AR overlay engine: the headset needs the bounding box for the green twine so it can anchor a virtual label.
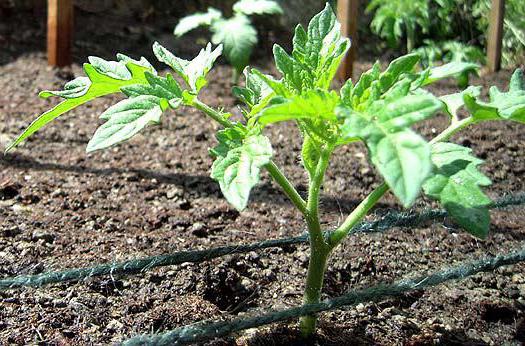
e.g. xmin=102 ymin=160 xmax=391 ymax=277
xmin=123 ymin=246 xmax=525 ymax=345
xmin=1 ymin=192 xmax=524 ymax=290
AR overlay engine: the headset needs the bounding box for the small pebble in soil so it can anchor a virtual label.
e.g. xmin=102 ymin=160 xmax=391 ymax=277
xmin=31 ymin=231 xmax=55 ymax=243
xmin=166 ymin=187 xmax=184 ymax=199
xmin=191 ymin=222 xmax=208 ymax=237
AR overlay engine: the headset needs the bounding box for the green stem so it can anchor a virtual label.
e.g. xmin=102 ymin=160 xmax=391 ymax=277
xmin=299 ymin=243 xmax=330 ymax=337
xmin=192 ymin=99 xmax=233 ymax=129
xmin=299 ymin=148 xmax=332 ymax=338
xmin=406 ymin=23 xmax=416 ymax=53
xmin=430 ymin=117 xmax=476 ymax=144
xmin=265 ymin=161 xmax=308 ymax=216
xmin=232 ymin=69 xmax=241 ymax=85
xmin=306 ymin=148 xmax=332 ymax=237
xmin=329 ymin=182 xmax=389 ymax=247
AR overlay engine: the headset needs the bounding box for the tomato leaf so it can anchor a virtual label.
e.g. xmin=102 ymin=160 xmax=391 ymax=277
xmin=233 ymin=68 xmax=274 ymax=116
xmin=421 ymin=61 xmax=479 ymax=86
xmin=423 ymin=143 xmax=492 ymax=238
xmin=258 ymin=90 xmax=339 ymax=125
xmin=153 ymin=42 xmax=222 ymax=93
xmin=440 ymin=86 xmax=482 ymax=121
xmin=464 ymin=69 xmax=525 ymax=123
xmin=6 ymin=57 xmax=154 ymax=153
xmin=273 ymin=3 xmax=350 ymax=93
xmin=173 ymin=8 xmax=222 ymax=37
xmin=338 ymin=93 xmax=443 ymax=207
xmin=86 ymin=95 xmax=167 ymax=152
xmin=233 ymin=0 xmax=283 ymax=15
xmin=210 ymin=129 xmax=273 ymax=211
xmin=211 ymin=15 xmax=258 ymax=75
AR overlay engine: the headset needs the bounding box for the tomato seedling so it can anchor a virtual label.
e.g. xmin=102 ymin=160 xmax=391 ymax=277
xmin=5 ymin=4 xmax=525 ymax=338
xmin=174 ymin=0 xmax=282 ymax=81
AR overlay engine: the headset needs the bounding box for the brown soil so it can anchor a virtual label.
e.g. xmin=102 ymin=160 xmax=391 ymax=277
xmin=1 ymin=8 xmax=525 ymax=346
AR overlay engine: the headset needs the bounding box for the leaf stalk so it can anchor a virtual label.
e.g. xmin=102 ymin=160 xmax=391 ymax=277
xmin=192 ymin=99 xmax=308 ymax=214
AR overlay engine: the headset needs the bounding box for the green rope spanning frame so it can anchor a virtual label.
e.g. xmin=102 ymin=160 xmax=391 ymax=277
xmin=123 ymin=246 xmax=525 ymax=345
xmin=1 ymin=192 xmax=524 ymax=291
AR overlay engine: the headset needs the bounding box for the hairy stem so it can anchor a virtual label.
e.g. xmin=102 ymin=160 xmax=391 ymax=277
xmin=306 ymin=148 xmax=332 ymax=238
xmin=430 ymin=116 xmax=476 ymax=144
xmin=265 ymin=161 xmax=308 ymax=215
xmin=406 ymin=22 xmax=416 ymax=53
xmin=192 ymin=99 xmax=233 ymax=129
xmin=300 ymin=148 xmax=332 ymax=338
xmin=329 ymin=183 xmax=390 ymax=247
xmin=299 ymin=243 xmax=330 ymax=337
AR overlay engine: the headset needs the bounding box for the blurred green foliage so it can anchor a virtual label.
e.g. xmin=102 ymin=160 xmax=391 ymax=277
xmin=366 ymin=0 xmax=524 ymax=68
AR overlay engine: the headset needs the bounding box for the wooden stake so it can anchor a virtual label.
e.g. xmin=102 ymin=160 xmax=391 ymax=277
xmin=47 ymin=0 xmax=74 ymax=67
xmin=486 ymin=0 xmax=505 ymax=72
xmin=337 ymin=0 xmax=359 ymax=81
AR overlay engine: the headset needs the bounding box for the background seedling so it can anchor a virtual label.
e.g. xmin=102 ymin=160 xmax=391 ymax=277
xmin=174 ymin=0 xmax=283 ymax=82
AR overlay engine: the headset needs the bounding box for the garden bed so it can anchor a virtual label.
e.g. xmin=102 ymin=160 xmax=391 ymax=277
xmin=1 ymin=10 xmax=525 ymax=346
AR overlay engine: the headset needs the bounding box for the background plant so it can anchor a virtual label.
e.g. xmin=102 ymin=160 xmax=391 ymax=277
xmin=473 ymin=0 xmax=525 ymax=67
xmin=366 ymin=0 xmax=430 ymax=53
xmin=5 ymin=3 xmax=525 ymax=339
xmin=414 ymin=40 xmax=485 ymax=87
xmin=173 ymin=0 xmax=283 ymax=81
xmin=367 ymin=0 xmax=524 ymax=69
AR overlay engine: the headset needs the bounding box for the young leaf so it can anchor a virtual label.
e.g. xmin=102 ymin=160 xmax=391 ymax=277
xmin=233 ymin=0 xmax=283 ymax=16
xmin=423 ymin=143 xmax=492 ymax=238
xmin=86 ymin=95 xmax=167 ymax=152
xmin=210 ymin=130 xmax=273 ymax=211
xmin=153 ymin=42 xmax=222 ymax=93
xmin=378 ymin=53 xmax=420 ymax=91
xmin=173 ymin=8 xmax=222 ymax=37
xmin=39 ymin=77 xmax=91 ymax=99
xmin=211 ymin=15 xmax=257 ymax=75
xmin=421 ymin=61 xmax=479 ymax=86
xmin=88 ymin=56 xmax=132 ymax=80
xmin=273 ymin=3 xmax=350 ymax=93
xmin=340 ymin=79 xmax=353 ymax=103
xmin=116 ymin=54 xmax=156 ymax=72
xmin=343 ymin=54 xmax=426 ymax=111
xmin=464 ymin=69 xmax=525 ymax=123
xmin=273 ymin=44 xmax=308 ymax=93
xmin=257 ymin=90 xmax=339 ymax=125
xmin=302 ymin=3 xmax=349 ymax=89
xmin=344 ymin=62 xmax=381 ymax=108
xmin=301 ymin=134 xmax=321 ymax=177
xmin=6 ymin=59 xmax=153 ymax=153
xmin=440 ymin=86 xmax=481 ymax=121
xmin=251 ymin=69 xmax=291 ymax=98
xmin=121 ymin=72 xmax=182 ymax=101
xmin=338 ymin=93 xmax=443 ymax=207
xmin=232 ymin=68 xmax=273 ymax=109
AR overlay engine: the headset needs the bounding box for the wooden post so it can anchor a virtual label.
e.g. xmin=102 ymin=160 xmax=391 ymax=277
xmin=486 ymin=0 xmax=505 ymax=72
xmin=47 ymin=0 xmax=74 ymax=67
xmin=337 ymin=0 xmax=359 ymax=81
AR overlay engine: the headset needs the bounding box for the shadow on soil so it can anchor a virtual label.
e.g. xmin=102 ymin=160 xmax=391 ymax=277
xmin=2 ymin=153 xmax=394 ymax=213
